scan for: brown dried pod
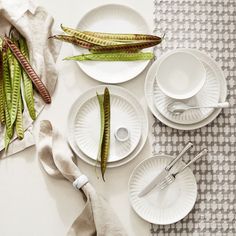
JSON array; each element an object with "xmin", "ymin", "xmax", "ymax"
[{"xmin": 4, "ymin": 36, "xmax": 51, "ymax": 104}]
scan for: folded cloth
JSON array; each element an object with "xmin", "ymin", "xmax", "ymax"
[
  {"xmin": 0, "ymin": 0, "xmax": 61, "ymax": 157},
  {"xmin": 38, "ymin": 120, "xmax": 127, "ymax": 236}
]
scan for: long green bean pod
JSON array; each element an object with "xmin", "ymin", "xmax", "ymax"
[
  {"xmin": 4, "ymin": 100, "xmax": 13, "ymax": 150},
  {"xmin": 97, "ymin": 93, "xmax": 105, "ymax": 161},
  {"xmin": 0, "ymin": 45, "xmax": 5, "ymax": 124},
  {"xmin": 89, "ymin": 40, "xmax": 160, "ymax": 53},
  {"xmin": 2, "ymin": 42, "xmax": 12, "ymax": 111},
  {"xmin": 15, "ymin": 95, "xmax": 24, "ymax": 140},
  {"xmin": 60, "ymin": 24, "xmax": 119, "ymax": 46},
  {"xmin": 10, "ymin": 55, "xmax": 21, "ymax": 126},
  {"xmin": 83, "ymin": 30, "xmax": 162, "ymax": 42},
  {"xmin": 19, "ymin": 36, "xmax": 36, "ymax": 120},
  {"xmin": 100, "ymin": 87, "xmax": 110, "ymax": 181},
  {"xmin": 64, "ymin": 52, "xmax": 154, "ymax": 61},
  {"xmin": 7, "ymin": 48, "xmax": 15, "ymax": 84},
  {"xmin": 49, "ymin": 35, "xmax": 96, "ymax": 49}
]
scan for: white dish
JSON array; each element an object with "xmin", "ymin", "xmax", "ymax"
[
  {"xmin": 156, "ymin": 51, "xmax": 206, "ymax": 99},
  {"xmin": 129, "ymin": 155, "xmax": 197, "ymax": 225},
  {"xmin": 145, "ymin": 48, "xmax": 227, "ymax": 130},
  {"xmin": 74, "ymin": 94, "xmax": 141, "ymax": 162},
  {"xmin": 74, "ymin": 4, "xmax": 152, "ymax": 84},
  {"xmin": 154, "ymin": 60, "xmax": 220, "ymax": 124},
  {"xmin": 67, "ymin": 85, "xmax": 149, "ymax": 168}
]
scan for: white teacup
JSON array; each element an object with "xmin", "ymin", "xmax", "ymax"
[{"xmin": 156, "ymin": 51, "xmax": 206, "ymax": 100}]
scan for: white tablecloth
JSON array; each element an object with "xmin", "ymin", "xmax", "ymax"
[{"xmin": 0, "ymin": 0, "xmax": 154, "ymax": 235}]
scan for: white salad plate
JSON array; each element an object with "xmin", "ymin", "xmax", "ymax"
[
  {"xmin": 74, "ymin": 4, "xmax": 152, "ymax": 84},
  {"xmin": 129, "ymin": 155, "xmax": 197, "ymax": 225},
  {"xmin": 154, "ymin": 60, "xmax": 221, "ymax": 125},
  {"xmin": 145, "ymin": 48, "xmax": 227, "ymax": 130},
  {"xmin": 67, "ymin": 85, "xmax": 149, "ymax": 168},
  {"xmin": 74, "ymin": 94, "xmax": 141, "ymax": 162}
]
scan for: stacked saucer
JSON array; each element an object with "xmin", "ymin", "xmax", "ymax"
[{"xmin": 145, "ymin": 49, "xmax": 228, "ymax": 130}]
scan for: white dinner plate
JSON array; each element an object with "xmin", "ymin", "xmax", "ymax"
[
  {"xmin": 129, "ymin": 155, "xmax": 197, "ymax": 225},
  {"xmin": 145, "ymin": 48, "xmax": 227, "ymax": 130},
  {"xmin": 154, "ymin": 60, "xmax": 220, "ymax": 124},
  {"xmin": 67, "ymin": 85, "xmax": 149, "ymax": 168},
  {"xmin": 74, "ymin": 4, "xmax": 152, "ymax": 84},
  {"xmin": 74, "ymin": 94, "xmax": 141, "ymax": 162}
]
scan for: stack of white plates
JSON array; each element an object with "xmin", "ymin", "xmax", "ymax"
[
  {"xmin": 145, "ymin": 48, "xmax": 227, "ymax": 130},
  {"xmin": 67, "ymin": 85, "xmax": 148, "ymax": 167}
]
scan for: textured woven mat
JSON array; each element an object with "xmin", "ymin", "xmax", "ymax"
[{"xmin": 151, "ymin": 0, "xmax": 236, "ymax": 235}]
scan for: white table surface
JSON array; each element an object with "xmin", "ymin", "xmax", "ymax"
[{"xmin": 0, "ymin": 0, "xmax": 155, "ymax": 235}]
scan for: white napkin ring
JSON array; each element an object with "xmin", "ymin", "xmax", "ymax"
[{"xmin": 73, "ymin": 175, "xmax": 89, "ymax": 190}]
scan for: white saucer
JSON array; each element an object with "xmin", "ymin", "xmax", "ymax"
[
  {"xmin": 145, "ymin": 48, "xmax": 227, "ymax": 130},
  {"xmin": 154, "ymin": 60, "xmax": 220, "ymax": 124},
  {"xmin": 67, "ymin": 85, "xmax": 149, "ymax": 168},
  {"xmin": 74, "ymin": 94, "xmax": 141, "ymax": 162},
  {"xmin": 129, "ymin": 155, "xmax": 197, "ymax": 225},
  {"xmin": 74, "ymin": 4, "xmax": 152, "ymax": 84}
]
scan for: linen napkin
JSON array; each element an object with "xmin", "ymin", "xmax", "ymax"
[
  {"xmin": 38, "ymin": 120, "xmax": 127, "ymax": 236},
  {"xmin": 0, "ymin": 0, "xmax": 61, "ymax": 157}
]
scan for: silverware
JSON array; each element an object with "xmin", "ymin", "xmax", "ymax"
[
  {"xmin": 138, "ymin": 142, "xmax": 193, "ymax": 197},
  {"xmin": 158, "ymin": 148, "xmax": 208, "ymax": 190},
  {"xmin": 167, "ymin": 101, "xmax": 230, "ymax": 115}
]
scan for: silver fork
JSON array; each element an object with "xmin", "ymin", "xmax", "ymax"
[{"xmin": 158, "ymin": 148, "xmax": 208, "ymax": 190}]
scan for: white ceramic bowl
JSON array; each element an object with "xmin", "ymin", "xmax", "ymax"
[{"xmin": 156, "ymin": 51, "xmax": 206, "ymax": 100}]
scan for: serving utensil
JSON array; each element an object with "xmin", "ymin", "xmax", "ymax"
[
  {"xmin": 167, "ymin": 101, "xmax": 229, "ymax": 115},
  {"xmin": 158, "ymin": 148, "xmax": 208, "ymax": 190},
  {"xmin": 138, "ymin": 142, "xmax": 193, "ymax": 197}
]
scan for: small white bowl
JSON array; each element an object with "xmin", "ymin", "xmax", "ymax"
[
  {"xmin": 114, "ymin": 127, "xmax": 130, "ymax": 142},
  {"xmin": 155, "ymin": 51, "xmax": 206, "ymax": 100}
]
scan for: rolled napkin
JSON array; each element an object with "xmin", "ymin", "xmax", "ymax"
[
  {"xmin": 38, "ymin": 120, "xmax": 127, "ymax": 236},
  {"xmin": 0, "ymin": 0, "xmax": 61, "ymax": 157}
]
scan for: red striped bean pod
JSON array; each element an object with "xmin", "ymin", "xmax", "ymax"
[{"xmin": 4, "ymin": 36, "xmax": 51, "ymax": 104}]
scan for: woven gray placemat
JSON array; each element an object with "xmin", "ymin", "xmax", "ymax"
[{"xmin": 151, "ymin": 0, "xmax": 236, "ymax": 235}]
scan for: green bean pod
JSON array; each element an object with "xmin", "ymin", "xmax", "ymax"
[
  {"xmin": 10, "ymin": 55, "xmax": 21, "ymax": 126},
  {"xmin": 83, "ymin": 30, "xmax": 162, "ymax": 42},
  {"xmin": 97, "ymin": 93, "xmax": 105, "ymax": 161},
  {"xmin": 89, "ymin": 40, "xmax": 160, "ymax": 53},
  {"xmin": 4, "ymin": 101, "xmax": 13, "ymax": 150},
  {"xmin": 16, "ymin": 95, "xmax": 24, "ymax": 140},
  {"xmin": 49, "ymin": 35, "xmax": 96, "ymax": 49},
  {"xmin": 100, "ymin": 87, "xmax": 110, "ymax": 181},
  {"xmin": 60, "ymin": 25, "xmax": 119, "ymax": 46},
  {"xmin": 19, "ymin": 36, "xmax": 36, "ymax": 120},
  {"xmin": 64, "ymin": 52, "xmax": 154, "ymax": 61},
  {"xmin": 0, "ymin": 48, "xmax": 5, "ymax": 124},
  {"xmin": 2, "ymin": 42, "xmax": 12, "ymax": 111}
]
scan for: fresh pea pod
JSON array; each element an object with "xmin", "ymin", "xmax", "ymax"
[
  {"xmin": 15, "ymin": 95, "xmax": 24, "ymax": 140},
  {"xmin": 60, "ymin": 25, "xmax": 119, "ymax": 46},
  {"xmin": 83, "ymin": 30, "xmax": 162, "ymax": 42},
  {"xmin": 64, "ymin": 52, "xmax": 154, "ymax": 61},
  {"xmin": 49, "ymin": 35, "xmax": 96, "ymax": 49},
  {"xmin": 100, "ymin": 87, "xmax": 110, "ymax": 181},
  {"xmin": 19, "ymin": 36, "xmax": 36, "ymax": 120}
]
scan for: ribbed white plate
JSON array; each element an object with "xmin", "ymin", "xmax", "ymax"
[
  {"xmin": 129, "ymin": 155, "xmax": 197, "ymax": 225},
  {"xmin": 154, "ymin": 61, "xmax": 220, "ymax": 124},
  {"xmin": 145, "ymin": 48, "xmax": 227, "ymax": 130},
  {"xmin": 67, "ymin": 85, "xmax": 149, "ymax": 168},
  {"xmin": 74, "ymin": 94, "xmax": 141, "ymax": 162},
  {"xmin": 74, "ymin": 4, "xmax": 152, "ymax": 84}
]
